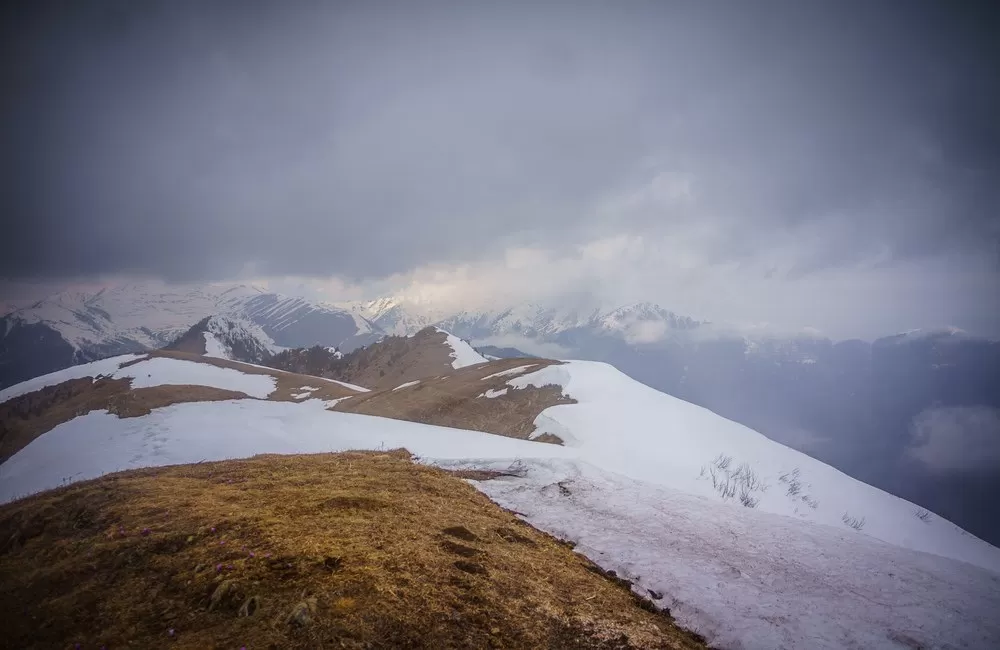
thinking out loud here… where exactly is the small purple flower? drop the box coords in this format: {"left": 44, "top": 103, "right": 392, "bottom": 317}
{"left": 248, "top": 551, "right": 255, "bottom": 558}
{"left": 168, "top": 628, "right": 175, "bottom": 637}
{"left": 227, "top": 564, "right": 234, "bottom": 570}
{"left": 219, "top": 540, "right": 226, "bottom": 545}
{"left": 210, "top": 527, "right": 216, "bottom": 533}
{"left": 141, "top": 527, "right": 151, "bottom": 536}
{"left": 216, "top": 563, "right": 222, "bottom": 572}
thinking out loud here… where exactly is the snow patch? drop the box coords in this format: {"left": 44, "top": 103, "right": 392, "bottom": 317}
{"left": 112, "top": 357, "right": 275, "bottom": 399}
{"left": 480, "top": 364, "right": 537, "bottom": 381}
{"left": 393, "top": 380, "right": 421, "bottom": 391}
{"left": 203, "top": 332, "right": 228, "bottom": 358}
{"left": 435, "top": 327, "right": 488, "bottom": 369}
{"left": 458, "top": 458, "right": 1000, "bottom": 650}
{"left": 506, "top": 364, "right": 571, "bottom": 393}
{"left": 0, "top": 354, "right": 144, "bottom": 405}
{"left": 478, "top": 388, "right": 508, "bottom": 399}
{"left": 325, "top": 378, "right": 369, "bottom": 393}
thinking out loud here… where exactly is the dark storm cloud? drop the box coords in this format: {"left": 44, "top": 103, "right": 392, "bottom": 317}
{"left": 1, "top": 0, "right": 998, "bottom": 282}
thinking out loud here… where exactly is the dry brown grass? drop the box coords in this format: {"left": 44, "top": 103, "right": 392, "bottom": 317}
{"left": 336, "top": 357, "right": 574, "bottom": 444}
{"left": 342, "top": 327, "right": 473, "bottom": 390}
{"left": 265, "top": 327, "right": 486, "bottom": 392}
{"left": 147, "top": 349, "right": 574, "bottom": 445}
{"left": 0, "top": 452, "right": 706, "bottom": 649}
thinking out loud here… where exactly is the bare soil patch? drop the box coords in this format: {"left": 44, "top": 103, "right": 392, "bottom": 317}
{"left": 0, "top": 451, "right": 705, "bottom": 649}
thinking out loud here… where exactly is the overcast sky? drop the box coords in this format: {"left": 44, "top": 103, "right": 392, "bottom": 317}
{"left": 1, "top": 1, "right": 998, "bottom": 338}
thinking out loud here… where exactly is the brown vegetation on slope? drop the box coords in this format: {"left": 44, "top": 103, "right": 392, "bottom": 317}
{"left": 0, "top": 451, "right": 705, "bottom": 650}
{"left": 335, "top": 357, "right": 574, "bottom": 444}
{"left": 267, "top": 327, "right": 480, "bottom": 391}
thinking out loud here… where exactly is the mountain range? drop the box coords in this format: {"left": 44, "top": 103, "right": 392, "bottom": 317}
{"left": 2, "top": 282, "right": 998, "bottom": 544}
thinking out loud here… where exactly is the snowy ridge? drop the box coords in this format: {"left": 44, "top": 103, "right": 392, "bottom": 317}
{"left": 505, "top": 362, "right": 1000, "bottom": 571}
{"left": 200, "top": 315, "right": 281, "bottom": 363}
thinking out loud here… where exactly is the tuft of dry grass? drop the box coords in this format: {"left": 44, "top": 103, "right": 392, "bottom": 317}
{"left": 0, "top": 451, "right": 706, "bottom": 649}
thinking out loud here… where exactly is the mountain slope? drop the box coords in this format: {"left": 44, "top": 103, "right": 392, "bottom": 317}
{"left": 266, "top": 327, "right": 486, "bottom": 391}
{"left": 165, "top": 315, "right": 281, "bottom": 364}
{"left": 501, "top": 362, "right": 1000, "bottom": 571}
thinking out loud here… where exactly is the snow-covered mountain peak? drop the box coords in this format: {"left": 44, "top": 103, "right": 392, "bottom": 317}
{"left": 199, "top": 315, "right": 282, "bottom": 363}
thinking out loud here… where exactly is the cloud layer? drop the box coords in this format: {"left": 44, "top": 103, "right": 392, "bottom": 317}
{"left": 2, "top": 1, "right": 998, "bottom": 335}
{"left": 908, "top": 406, "right": 1000, "bottom": 473}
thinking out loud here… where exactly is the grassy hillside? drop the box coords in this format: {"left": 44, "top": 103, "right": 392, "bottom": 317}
{"left": 267, "top": 327, "right": 468, "bottom": 391}
{"left": 0, "top": 451, "right": 705, "bottom": 649}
